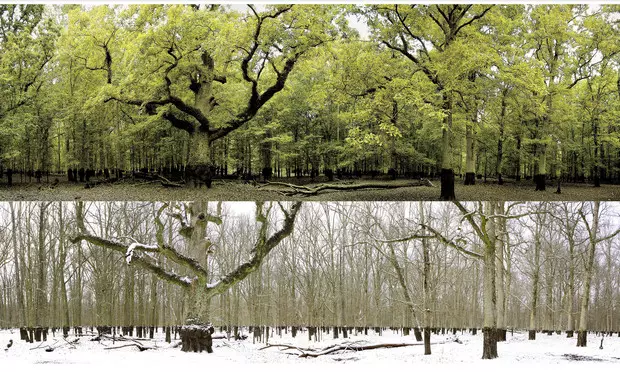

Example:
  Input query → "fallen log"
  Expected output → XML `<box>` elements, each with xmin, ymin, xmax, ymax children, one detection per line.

<box><xmin>260</xmin><ymin>180</ymin><xmax>434</xmax><ymax>196</ymax></box>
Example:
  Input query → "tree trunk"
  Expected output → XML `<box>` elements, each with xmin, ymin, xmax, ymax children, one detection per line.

<box><xmin>496</xmin><ymin>90</ymin><xmax>508</xmax><ymax>185</ymax></box>
<box><xmin>180</xmin><ymin>282</ymin><xmax>214</xmax><ymax>352</ymax></box>
<box><xmin>440</xmin><ymin>94</ymin><xmax>455</xmax><ymax>200</ymax></box>
<box><xmin>35</xmin><ymin>203</ymin><xmax>50</xmax><ymax>328</ymax></box>
<box><xmin>577</xmin><ymin>202</ymin><xmax>600</xmax><ymax>347</ymax></box>
<box><xmin>592</xmin><ymin>118</ymin><xmax>600</xmax><ymax>187</ymax></box>
<box><xmin>529</xmin><ymin>220</ymin><xmax>541</xmax><ymax>340</ymax></box>
<box><xmin>58</xmin><ymin>203</ymin><xmax>71</xmax><ymax>328</ymax></box>
<box><xmin>187</xmin><ymin>132</ymin><xmax>214</xmax><ymax>188</ymax></box>
<box><xmin>420</xmin><ymin>201</ymin><xmax>431</xmax><ymax>355</ymax></box>
<box><xmin>180</xmin><ymin>201</ymin><xmax>214</xmax><ymax>352</ymax></box>
<box><xmin>495</xmin><ymin>202</ymin><xmax>506</xmax><ymax>341</ymax></box>
<box><xmin>10</xmin><ymin>203</ymin><xmax>27</xmax><ymax>328</ymax></box>
<box><xmin>534</xmin><ymin>151</ymin><xmax>546</xmax><ymax>191</ymax></box>
<box><xmin>464</xmin><ymin>123</ymin><xmax>476</xmax><ymax>185</ymax></box>
<box><xmin>482</xmin><ymin>202</ymin><xmax>498</xmax><ymax>359</ymax></box>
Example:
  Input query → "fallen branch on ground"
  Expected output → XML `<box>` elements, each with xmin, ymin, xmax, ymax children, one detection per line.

<box><xmin>262</xmin><ymin>339</ymin><xmax>449</xmax><ymax>358</ymax></box>
<box><xmin>259</xmin><ymin>179</ymin><xmax>434</xmax><ymax>196</ymax></box>
<box><xmin>104</xmin><ymin>343</ymin><xmax>155</xmax><ymax>351</ymax></box>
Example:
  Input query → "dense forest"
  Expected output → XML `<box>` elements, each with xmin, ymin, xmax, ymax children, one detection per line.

<box><xmin>0</xmin><ymin>201</ymin><xmax>618</xmax><ymax>358</ymax></box>
<box><xmin>0</xmin><ymin>4</ymin><xmax>619</xmax><ymax>198</ymax></box>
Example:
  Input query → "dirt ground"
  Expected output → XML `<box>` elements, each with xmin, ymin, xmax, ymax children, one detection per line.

<box><xmin>0</xmin><ymin>177</ymin><xmax>618</xmax><ymax>201</ymax></box>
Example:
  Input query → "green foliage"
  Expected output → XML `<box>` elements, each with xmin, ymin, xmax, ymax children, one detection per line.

<box><xmin>0</xmin><ymin>4</ymin><xmax>618</xmax><ymax>183</ymax></box>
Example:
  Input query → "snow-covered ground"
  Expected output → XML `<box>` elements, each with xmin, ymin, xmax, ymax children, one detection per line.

<box><xmin>1</xmin><ymin>328</ymin><xmax>619</xmax><ymax>371</ymax></box>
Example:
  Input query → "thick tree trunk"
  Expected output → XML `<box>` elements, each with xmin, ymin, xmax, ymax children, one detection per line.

<box><xmin>440</xmin><ymin>169</ymin><xmax>455</xmax><ymax>201</ymax></box>
<box><xmin>187</xmin><ymin>132</ymin><xmax>214</xmax><ymax>188</ymax></box>
<box><xmin>534</xmin><ymin>139</ymin><xmax>547</xmax><ymax>191</ymax></box>
<box><xmin>483</xmin><ymin>327</ymin><xmax>498</xmax><ymax>359</ymax></box>
<box><xmin>180</xmin><ymin>282</ymin><xmax>214</xmax><ymax>352</ymax></box>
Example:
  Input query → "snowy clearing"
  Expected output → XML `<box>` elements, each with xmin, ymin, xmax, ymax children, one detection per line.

<box><xmin>1</xmin><ymin>328</ymin><xmax>619</xmax><ymax>371</ymax></box>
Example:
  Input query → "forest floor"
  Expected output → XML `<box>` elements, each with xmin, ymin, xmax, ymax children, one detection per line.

<box><xmin>0</xmin><ymin>177</ymin><xmax>619</xmax><ymax>201</ymax></box>
<box><xmin>1</xmin><ymin>328</ymin><xmax>618</xmax><ymax>370</ymax></box>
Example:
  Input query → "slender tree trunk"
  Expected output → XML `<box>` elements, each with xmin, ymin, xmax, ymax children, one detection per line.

<box><xmin>440</xmin><ymin>94</ymin><xmax>455</xmax><ymax>200</ymax></box>
<box><xmin>420</xmin><ymin>201</ymin><xmax>432</xmax><ymax>355</ymax></box>
<box><xmin>482</xmin><ymin>202</ymin><xmax>498</xmax><ymax>359</ymax></box>
<box><xmin>464</xmin><ymin>122</ymin><xmax>476</xmax><ymax>185</ymax></box>
<box><xmin>495</xmin><ymin>202</ymin><xmax>506</xmax><ymax>341</ymax></box>
<box><xmin>529</xmin><ymin>221</ymin><xmax>541</xmax><ymax>340</ymax></box>
<box><xmin>496</xmin><ymin>90</ymin><xmax>508</xmax><ymax>185</ymax></box>
<box><xmin>577</xmin><ymin>202</ymin><xmax>600</xmax><ymax>347</ymax></box>
<box><xmin>592</xmin><ymin>118</ymin><xmax>600</xmax><ymax>187</ymax></box>
<box><xmin>10</xmin><ymin>203</ymin><xmax>27</xmax><ymax>328</ymax></box>
<box><xmin>35</xmin><ymin>203</ymin><xmax>50</xmax><ymax>328</ymax></box>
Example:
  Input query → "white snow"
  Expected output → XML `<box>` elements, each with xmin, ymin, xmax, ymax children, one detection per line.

<box><xmin>125</xmin><ymin>242</ymin><xmax>158</xmax><ymax>264</ymax></box>
<box><xmin>206</xmin><ymin>280</ymin><xmax>221</xmax><ymax>289</ymax></box>
<box><xmin>180</xmin><ymin>276</ymin><xmax>195</xmax><ymax>284</ymax></box>
<box><xmin>1</xmin><ymin>329</ymin><xmax>618</xmax><ymax>371</ymax></box>
<box><xmin>125</xmin><ymin>244</ymin><xmax>136</xmax><ymax>264</ymax></box>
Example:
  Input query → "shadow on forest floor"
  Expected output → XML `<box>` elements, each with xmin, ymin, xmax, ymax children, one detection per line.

<box><xmin>562</xmin><ymin>354</ymin><xmax>607</xmax><ymax>362</ymax></box>
<box><xmin>0</xmin><ymin>178</ymin><xmax>619</xmax><ymax>201</ymax></box>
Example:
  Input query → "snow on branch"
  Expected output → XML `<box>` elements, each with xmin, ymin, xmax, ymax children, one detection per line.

<box><xmin>69</xmin><ymin>233</ymin><xmax>192</xmax><ymax>289</ymax></box>
<box><xmin>126</xmin><ymin>242</ymin><xmax>158</xmax><ymax>264</ymax></box>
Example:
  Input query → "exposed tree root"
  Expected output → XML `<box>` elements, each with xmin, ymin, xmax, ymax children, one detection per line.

<box><xmin>260</xmin><ymin>179</ymin><xmax>434</xmax><ymax>196</ymax></box>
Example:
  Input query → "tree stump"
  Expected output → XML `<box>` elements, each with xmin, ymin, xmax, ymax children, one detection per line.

<box><xmin>180</xmin><ymin>324</ymin><xmax>214</xmax><ymax>353</ymax></box>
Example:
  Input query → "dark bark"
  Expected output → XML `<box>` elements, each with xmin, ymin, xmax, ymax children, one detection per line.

<box><xmin>440</xmin><ymin>168</ymin><xmax>455</xmax><ymax>200</ymax></box>
<box><xmin>577</xmin><ymin>330</ymin><xmax>587</xmax><ymax>347</ymax></box>
<box><xmin>464</xmin><ymin>172</ymin><xmax>476</xmax><ymax>185</ymax></box>
<box><xmin>180</xmin><ymin>324</ymin><xmax>214</xmax><ymax>353</ymax></box>
<box><xmin>528</xmin><ymin>330</ymin><xmax>536</xmax><ymax>340</ymax></box>
<box><xmin>423</xmin><ymin>327</ymin><xmax>431</xmax><ymax>355</ymax></box>
<box><xmin>497</xmin><ymin>328</ymin><xmax>506</xmax><ymax>342</ymax></box>
<box><xmin>566</xmin><ymin>330</ymin><xmax>574</xmax><ymax>338</ymax></box>
<box><xmin>482</xmin><ymin>327</ymin><xmax>498</xmax><ymax>359</ymax></box>
<box><xmin>413</xmin><ymin>327</ymin><xmax>423</xmax><ymax>342</ymax></box>
<box><xmin>534</xmin><ymin>174</ymin><xmax>546</xmax><ymax>191</ymax></box>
